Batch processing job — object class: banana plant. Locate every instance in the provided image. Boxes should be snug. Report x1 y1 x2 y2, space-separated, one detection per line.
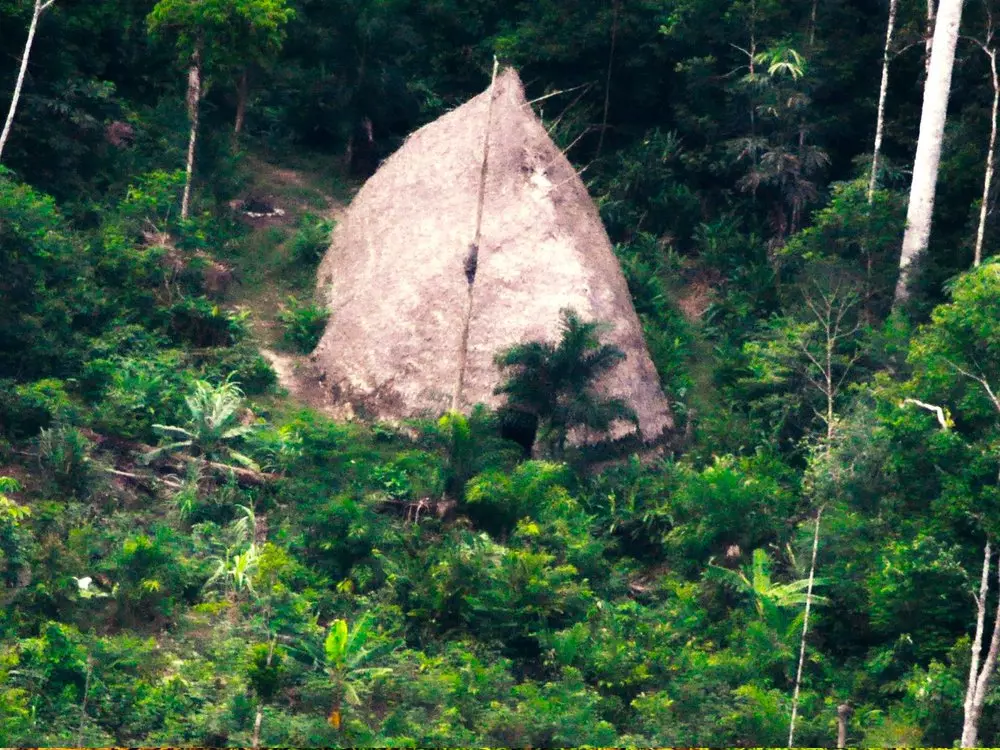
206 545 259 596
708 547 827 631
316 615 397 732
204 506 259 617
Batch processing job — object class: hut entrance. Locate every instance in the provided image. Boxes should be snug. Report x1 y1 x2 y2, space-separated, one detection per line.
500 410 538 458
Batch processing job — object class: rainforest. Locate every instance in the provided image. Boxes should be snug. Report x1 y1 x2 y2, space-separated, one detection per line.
3 0 1000 746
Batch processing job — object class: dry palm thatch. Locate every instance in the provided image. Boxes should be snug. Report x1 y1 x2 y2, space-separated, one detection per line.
312 68 672 444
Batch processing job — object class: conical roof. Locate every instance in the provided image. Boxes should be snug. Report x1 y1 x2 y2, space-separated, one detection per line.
312 68 672 443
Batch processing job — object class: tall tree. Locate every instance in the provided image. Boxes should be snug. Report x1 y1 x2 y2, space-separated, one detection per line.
0 0 56 163
147 0 204 220
961 542 1000 748
929 0 939 72
966 3 999 266
895 0 965 307
211 0 293 144
870 0 899 201
788 508 823 747
147 0 293 218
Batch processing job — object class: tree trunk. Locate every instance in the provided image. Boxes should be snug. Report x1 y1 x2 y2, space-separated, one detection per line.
328 694 342 731
343 133 354 170
0 0 55 164
809 0 819 48
975 47 998 266
251 708 263 748
595 0 620 158
181 46 203 221
233 68 248 150
836 703 852 748
961 542 1000 748
894 0 964 307
788 508 824 748
928 0 938 74
870 0 899 202
75 658 93 747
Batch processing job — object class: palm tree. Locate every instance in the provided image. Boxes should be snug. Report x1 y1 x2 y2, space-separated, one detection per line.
142 377 258 469
494 308 637 457
729 46 830 242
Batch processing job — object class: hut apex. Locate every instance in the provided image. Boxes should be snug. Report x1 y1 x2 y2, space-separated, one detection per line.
312 67 673 445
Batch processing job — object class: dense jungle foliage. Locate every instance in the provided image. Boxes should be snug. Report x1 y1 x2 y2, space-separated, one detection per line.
6 0 1000 745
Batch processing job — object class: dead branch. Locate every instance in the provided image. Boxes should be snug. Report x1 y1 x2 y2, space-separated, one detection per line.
902 398 951 429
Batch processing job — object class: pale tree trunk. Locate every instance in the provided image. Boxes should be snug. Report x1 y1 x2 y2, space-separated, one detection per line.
928 0 938 74
251 710 263 749
0 0 55 163
961 542 1000 748
895 0 965 308
836 703 852 748
233 68 248 150
809 0 819 48
870 0 899 202
75 658 93 747
181 46 202 221
974 41 998 266
788 508 824 748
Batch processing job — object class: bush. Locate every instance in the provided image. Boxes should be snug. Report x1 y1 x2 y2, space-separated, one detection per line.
0 379 77 438
85 352 191 441
289 214 333 265
193 343 277 395
105 530 194 626
168 297 250 347
0 172 99 380
38 425 94 497
278 296 329 353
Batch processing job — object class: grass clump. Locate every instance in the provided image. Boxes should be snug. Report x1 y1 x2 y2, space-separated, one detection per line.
278 295 329 353
290 213 333 266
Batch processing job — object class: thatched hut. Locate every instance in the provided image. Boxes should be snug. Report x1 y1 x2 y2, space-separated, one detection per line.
312 68 672 445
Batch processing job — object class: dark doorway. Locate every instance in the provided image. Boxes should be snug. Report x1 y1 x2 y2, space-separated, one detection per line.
499 409 538 458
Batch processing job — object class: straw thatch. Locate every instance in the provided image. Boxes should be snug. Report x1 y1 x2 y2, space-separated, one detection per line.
312 68 672 444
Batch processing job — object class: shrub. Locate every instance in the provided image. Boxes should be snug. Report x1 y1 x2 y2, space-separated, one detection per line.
278 296 329 354
107 169 186 239
86 352 191 441
370 451 446 500
289 214 333 265
0 379 77 438
38 425 94 497
0 173 99 380
144 377 258 470
194 343 277 395
168 297 250 347
0 477 31 588
105 530 193 626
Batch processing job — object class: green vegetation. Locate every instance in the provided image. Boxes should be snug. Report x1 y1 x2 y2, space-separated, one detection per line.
6 0 1000 745
278 296 329 354
289 214 334 266
495 309 637 458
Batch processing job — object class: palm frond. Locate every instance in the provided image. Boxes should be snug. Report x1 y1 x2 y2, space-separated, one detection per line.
141 440 194 464
225 450 262 472
152 424 196 439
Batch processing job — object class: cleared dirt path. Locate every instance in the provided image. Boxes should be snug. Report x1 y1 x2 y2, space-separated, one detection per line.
225 155 355 412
